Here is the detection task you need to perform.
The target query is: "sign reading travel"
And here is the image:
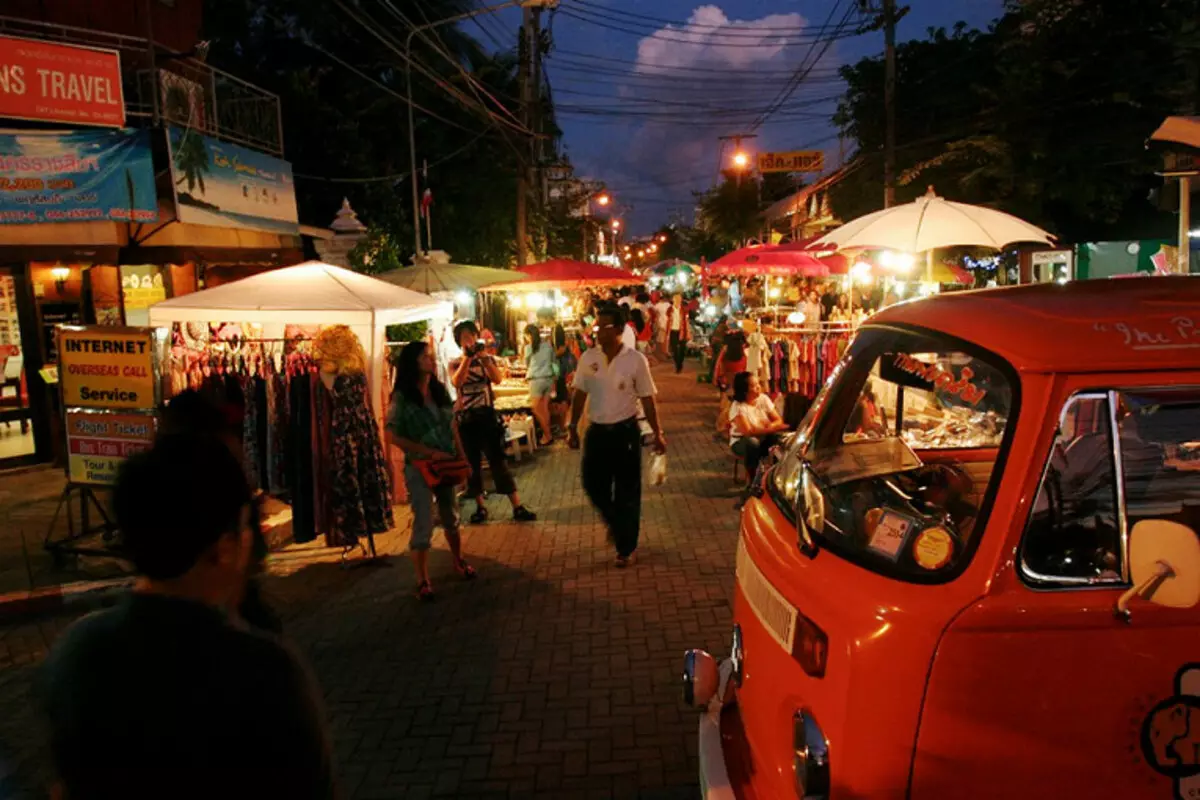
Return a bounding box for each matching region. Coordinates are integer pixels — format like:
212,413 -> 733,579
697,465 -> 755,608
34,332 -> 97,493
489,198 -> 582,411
167,126 -> 299,235
59,327 -> 156,409
64,409 -> 156,485
757,150 -> 825,174
0,36 -> 124,127
0,129 -> 157,224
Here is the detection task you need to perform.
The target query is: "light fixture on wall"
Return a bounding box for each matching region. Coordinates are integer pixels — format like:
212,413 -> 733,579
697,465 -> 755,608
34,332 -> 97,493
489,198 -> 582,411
51,264 -> 70,294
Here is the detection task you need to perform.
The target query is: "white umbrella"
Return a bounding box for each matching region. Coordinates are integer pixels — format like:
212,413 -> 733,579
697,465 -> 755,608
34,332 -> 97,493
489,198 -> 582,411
813,188 -> 1054,253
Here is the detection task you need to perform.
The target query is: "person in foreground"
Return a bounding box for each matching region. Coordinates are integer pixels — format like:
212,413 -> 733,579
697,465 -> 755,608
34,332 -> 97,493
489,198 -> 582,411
568,303 -> 667,567
387,340 -> 477,600
729,370 -> 790,508
40,434 -> 335,800
449,320 -> 537,524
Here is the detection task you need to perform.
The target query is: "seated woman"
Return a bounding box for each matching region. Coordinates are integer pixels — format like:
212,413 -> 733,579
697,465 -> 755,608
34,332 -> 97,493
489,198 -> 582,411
729,371 -> 789,505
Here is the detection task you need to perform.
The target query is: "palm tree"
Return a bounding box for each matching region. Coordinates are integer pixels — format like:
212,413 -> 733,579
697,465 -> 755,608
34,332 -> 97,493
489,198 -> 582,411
173,131 -> 210,195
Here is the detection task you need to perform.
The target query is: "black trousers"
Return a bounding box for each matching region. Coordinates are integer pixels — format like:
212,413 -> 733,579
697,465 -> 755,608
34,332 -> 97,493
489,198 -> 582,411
669,330 -> 686,373
582,417 -> 642,557
458,408 -> 517,499
732,433 -> 782,485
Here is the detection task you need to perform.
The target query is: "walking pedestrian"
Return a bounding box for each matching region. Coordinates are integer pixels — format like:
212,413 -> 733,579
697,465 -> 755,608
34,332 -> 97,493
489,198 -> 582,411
449,320 -> 537,525
567,303 -> 667,567
388,341 -> 476,600
666,293 -> 691,373
524,323 -> 555,446
40,434 -> 335,800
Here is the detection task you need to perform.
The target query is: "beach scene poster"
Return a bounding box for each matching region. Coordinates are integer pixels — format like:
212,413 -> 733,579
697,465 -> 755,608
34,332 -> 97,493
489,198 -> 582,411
167,126 -> 298,234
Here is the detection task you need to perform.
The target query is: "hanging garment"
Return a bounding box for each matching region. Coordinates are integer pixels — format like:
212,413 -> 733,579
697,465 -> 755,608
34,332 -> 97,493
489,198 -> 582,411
788,340 -> 801,394
329,372 -> 394,546
242,374 -> 261,491
287,370 -> 316,544
314,373 -> 338,546
254,375 -> 269,491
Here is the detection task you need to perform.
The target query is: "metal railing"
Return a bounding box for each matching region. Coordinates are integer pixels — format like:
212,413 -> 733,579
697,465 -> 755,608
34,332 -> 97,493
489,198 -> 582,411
0,15 -> 283,156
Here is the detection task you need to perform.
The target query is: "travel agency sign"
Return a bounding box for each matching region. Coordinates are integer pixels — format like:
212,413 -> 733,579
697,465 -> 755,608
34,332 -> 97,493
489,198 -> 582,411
0,36 -> 125,127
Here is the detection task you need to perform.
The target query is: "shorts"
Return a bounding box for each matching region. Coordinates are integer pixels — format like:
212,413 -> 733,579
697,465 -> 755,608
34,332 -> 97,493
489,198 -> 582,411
403,463 -> 459,551
529,377 -> 554,398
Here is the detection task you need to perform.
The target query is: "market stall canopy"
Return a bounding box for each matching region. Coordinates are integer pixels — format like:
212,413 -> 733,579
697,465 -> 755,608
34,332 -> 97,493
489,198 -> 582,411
482,258 -> 638,292
813,188 -> 1054,253
376,262 -> 532,294
148,261 -> 452,326
707,242 -> 837,277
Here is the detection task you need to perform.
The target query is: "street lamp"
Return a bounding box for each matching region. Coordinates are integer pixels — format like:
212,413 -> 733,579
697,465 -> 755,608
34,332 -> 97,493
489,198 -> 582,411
732,151 -> 749,169
596,193 -> 610,206
408,0 -> 558,257
611,219 -> 621,230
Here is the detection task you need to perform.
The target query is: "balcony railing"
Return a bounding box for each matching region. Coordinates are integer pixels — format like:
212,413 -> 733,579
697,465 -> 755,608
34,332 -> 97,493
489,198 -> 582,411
0,15 -> 283,156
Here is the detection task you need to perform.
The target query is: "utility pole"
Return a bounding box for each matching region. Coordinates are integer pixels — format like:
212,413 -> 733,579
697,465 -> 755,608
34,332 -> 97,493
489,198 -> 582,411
516,6 -> 535,266
882,0 -> 897,208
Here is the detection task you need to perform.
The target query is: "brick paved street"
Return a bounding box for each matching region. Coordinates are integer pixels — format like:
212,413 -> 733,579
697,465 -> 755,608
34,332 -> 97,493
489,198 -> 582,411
0,361 -> 743,798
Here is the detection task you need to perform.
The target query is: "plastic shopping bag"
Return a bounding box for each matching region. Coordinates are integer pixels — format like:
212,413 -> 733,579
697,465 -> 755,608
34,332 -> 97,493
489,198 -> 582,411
648,453 -> 668,487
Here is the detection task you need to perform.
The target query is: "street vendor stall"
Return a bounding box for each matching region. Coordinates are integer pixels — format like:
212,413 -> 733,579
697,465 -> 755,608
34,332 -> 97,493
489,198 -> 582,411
148,262 -> 451,558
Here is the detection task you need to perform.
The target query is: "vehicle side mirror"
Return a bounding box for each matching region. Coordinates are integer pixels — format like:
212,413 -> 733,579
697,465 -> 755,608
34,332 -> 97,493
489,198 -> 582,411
1115,520 -> 1200,620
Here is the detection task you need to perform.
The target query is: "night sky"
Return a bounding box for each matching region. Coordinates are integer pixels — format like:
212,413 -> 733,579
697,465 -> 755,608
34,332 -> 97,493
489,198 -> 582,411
484,0 -> 1004,232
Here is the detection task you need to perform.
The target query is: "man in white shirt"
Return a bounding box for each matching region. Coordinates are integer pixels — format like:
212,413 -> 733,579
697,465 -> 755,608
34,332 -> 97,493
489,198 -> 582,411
568,304 -> 667,567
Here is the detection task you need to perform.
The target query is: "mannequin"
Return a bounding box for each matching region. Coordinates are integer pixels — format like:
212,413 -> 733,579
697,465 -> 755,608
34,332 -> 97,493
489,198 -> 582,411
313,326 -> 394,560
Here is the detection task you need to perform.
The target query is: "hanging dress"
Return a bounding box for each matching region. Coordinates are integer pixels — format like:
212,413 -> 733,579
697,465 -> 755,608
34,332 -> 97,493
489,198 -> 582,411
329,372 -> 394,545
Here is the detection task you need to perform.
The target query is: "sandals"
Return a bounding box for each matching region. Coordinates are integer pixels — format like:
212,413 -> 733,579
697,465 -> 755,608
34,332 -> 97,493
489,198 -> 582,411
455,559 -> 478,580
416,580 -> 435,601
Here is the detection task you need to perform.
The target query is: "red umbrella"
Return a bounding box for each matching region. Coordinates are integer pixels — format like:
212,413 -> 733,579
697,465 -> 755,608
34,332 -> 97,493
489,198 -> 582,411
483,258 -> 639,292
707,243 -> 837,277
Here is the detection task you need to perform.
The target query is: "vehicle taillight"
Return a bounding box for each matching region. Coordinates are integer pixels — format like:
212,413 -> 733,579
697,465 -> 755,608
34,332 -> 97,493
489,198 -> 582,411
793,612 -> 828,678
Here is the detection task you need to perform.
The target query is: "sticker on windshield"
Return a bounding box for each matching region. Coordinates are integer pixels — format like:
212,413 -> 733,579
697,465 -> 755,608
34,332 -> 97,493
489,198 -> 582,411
912,528 -> 955,570
867,511 -> 915,561
892,353 -> 987,406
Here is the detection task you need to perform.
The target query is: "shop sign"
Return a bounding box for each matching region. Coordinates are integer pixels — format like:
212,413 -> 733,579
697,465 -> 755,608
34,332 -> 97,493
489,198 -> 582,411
59,327 -> 156,409
758,150 -> 825,174
0,129 -> 157,224
0,36 -> 125,128
64,409 -> 155,485
167,126 -> 298,234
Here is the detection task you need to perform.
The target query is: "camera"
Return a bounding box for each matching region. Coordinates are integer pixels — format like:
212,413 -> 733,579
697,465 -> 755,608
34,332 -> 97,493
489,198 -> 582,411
466,342 -> 487,357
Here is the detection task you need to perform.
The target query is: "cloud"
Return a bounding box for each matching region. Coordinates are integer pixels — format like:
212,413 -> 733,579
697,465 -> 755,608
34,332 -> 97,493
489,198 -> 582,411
635,5 -> 808,74
586,5 -> 839,230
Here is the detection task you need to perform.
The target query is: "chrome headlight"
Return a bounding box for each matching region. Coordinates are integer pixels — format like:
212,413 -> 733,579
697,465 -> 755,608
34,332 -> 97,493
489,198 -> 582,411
794,708 -> 830,799
682,649 -> 719,709
730,624 -> 744,687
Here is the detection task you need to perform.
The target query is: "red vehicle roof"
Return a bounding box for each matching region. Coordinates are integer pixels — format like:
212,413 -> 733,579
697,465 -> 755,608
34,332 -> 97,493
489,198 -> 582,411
868,276 -> 1200,373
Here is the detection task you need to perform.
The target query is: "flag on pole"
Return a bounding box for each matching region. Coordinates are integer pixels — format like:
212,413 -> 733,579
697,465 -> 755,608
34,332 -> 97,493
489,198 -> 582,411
420,188 -> 433,218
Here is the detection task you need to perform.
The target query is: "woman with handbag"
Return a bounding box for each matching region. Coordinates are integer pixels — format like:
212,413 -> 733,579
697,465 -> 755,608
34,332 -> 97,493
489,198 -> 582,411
387,341 -> 477,601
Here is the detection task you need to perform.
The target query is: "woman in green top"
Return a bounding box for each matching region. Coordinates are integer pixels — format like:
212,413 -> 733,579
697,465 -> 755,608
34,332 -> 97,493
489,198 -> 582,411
524,323 -> 556,445
386,341 -> 476,600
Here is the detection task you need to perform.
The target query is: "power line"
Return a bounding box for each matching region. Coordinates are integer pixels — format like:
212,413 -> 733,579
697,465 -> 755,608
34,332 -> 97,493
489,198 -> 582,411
556,7 -> 866,49
294,130 -> 492,183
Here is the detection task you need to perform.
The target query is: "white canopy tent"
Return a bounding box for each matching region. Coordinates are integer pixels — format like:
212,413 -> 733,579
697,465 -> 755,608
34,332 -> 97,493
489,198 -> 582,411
148,261 -> 452,418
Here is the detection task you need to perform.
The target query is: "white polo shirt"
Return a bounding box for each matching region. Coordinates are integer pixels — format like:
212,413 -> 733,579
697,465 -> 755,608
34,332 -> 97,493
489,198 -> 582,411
573,345 -> 656,424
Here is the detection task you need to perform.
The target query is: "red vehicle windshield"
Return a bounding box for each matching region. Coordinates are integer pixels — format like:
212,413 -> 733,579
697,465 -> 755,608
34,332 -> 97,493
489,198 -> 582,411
770,326 -> 1020,583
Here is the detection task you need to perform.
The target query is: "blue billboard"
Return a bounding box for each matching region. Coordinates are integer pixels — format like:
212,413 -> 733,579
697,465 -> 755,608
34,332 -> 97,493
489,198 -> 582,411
0,128 -> 157,224
168,126 -> 299,235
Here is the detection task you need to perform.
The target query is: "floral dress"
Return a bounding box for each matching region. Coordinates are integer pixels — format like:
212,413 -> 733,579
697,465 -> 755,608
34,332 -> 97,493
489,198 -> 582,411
329,372 -> 394,545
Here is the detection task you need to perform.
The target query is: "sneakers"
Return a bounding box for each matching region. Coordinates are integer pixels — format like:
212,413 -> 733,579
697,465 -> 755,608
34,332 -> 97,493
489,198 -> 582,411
470,505 -> 537,523
615,552 -> 636,568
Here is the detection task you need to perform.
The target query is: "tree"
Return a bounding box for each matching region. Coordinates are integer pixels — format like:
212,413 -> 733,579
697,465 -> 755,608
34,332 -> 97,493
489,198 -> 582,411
201,0 -> 554,268
830,3 -> 1197,242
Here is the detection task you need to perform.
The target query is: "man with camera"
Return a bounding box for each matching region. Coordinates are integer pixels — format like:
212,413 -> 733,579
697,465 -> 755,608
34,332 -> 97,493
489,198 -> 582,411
450,320 -> 537,525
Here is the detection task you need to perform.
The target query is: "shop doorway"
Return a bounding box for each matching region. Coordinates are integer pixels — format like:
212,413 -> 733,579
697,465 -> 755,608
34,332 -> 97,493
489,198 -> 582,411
0,266 -> 50,468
